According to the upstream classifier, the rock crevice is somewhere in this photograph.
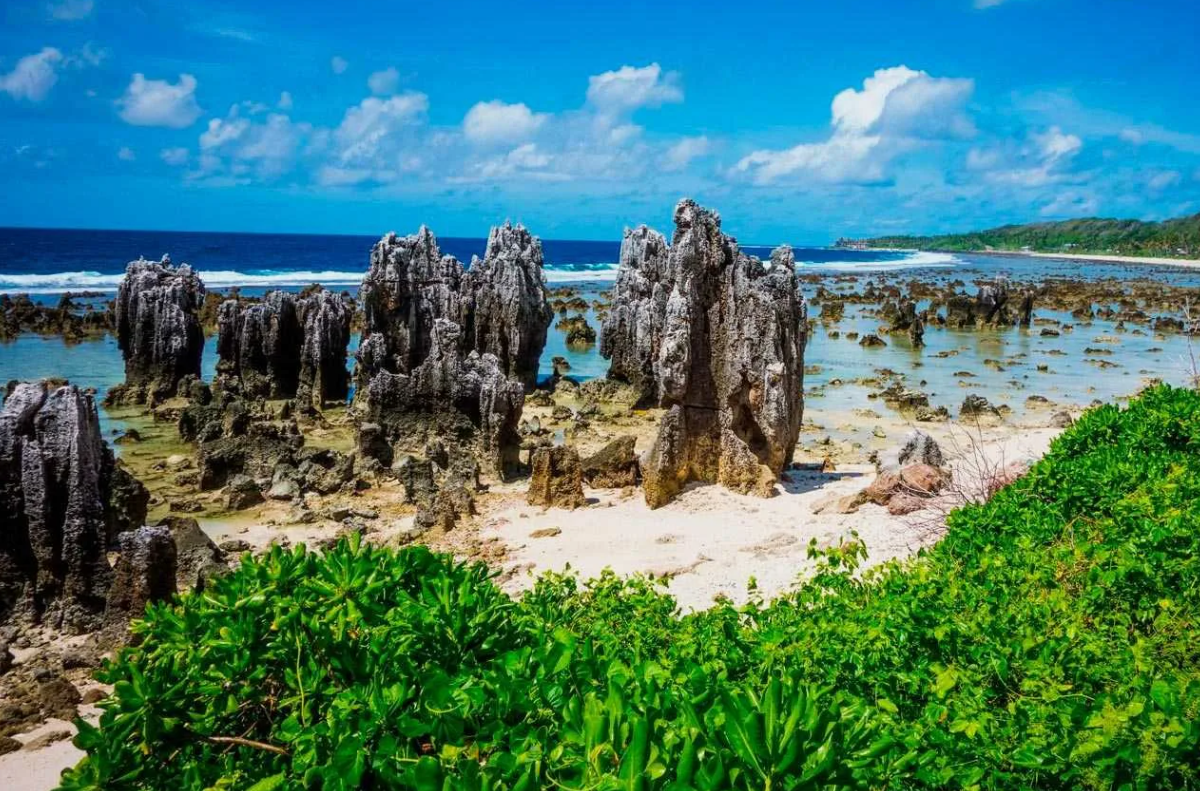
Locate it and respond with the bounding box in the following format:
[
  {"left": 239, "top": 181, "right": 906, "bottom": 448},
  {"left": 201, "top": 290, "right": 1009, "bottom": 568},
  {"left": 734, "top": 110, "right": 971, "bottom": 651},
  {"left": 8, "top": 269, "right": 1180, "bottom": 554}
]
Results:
[{"left": 601, "top": 200, "right": 808, "bottom": 508}]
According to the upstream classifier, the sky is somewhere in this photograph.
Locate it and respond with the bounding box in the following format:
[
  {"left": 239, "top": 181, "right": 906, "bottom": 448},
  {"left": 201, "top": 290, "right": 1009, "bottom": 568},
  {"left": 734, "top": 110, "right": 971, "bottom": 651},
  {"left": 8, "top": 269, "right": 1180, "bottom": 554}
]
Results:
[{"left": 1, "top": 0, "right": 1199, "bottom": 244}]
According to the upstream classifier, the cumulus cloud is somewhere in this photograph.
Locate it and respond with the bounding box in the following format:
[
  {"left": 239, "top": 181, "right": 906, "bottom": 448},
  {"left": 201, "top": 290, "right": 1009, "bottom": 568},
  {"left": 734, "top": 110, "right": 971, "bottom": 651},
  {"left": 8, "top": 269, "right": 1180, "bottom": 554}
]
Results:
[
  {"left": 48, "top": 0, "right": 93, "bottom": 20},
  {"left": 0, "top": 47, "right": 64, "bottom": 101},
  {"left": 277, "top": 91, "right": 293, "bottom": 110},
  {"left": 117, "top": 146, "right": 135, "bottom": 161},
  {"left": 586, "top": 63, "right": 682, "bottom": 114},
  {"left": 463, "top": 100, "right": 547, "bottom": 145},
  {"left": 735, "top": 65, "right": 975, "bottom": 185},
  {"left": 196, "top": 104, "right": 305, "bottom": 180},
  {"left": 117, "top": 73, "right": 202, "bottom": 128},
  {"left": 330, "top": 56, "right": 348, "bottom": 75},
  {"left": 318, "top": 92, "right": 429, "bottom": 185},
  {"left": 368, "top": 67, "right": 400, "bottom": 96}
]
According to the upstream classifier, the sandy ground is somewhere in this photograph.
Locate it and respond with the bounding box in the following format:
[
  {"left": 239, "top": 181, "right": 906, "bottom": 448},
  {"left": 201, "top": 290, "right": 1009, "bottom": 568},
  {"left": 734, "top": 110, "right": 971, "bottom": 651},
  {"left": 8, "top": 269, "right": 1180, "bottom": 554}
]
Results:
[
  {"left": 0, "top": 406, "right": 1064, "bottom": 790},
  {"left": 964, "top": 249, "right": 1200, "bottom": 269},
  {"left": 0, "top": 713, "right": 98, "bottom": 790},
  {"left": 481, "top": 422, "right": 1062, "bottom": 610}
]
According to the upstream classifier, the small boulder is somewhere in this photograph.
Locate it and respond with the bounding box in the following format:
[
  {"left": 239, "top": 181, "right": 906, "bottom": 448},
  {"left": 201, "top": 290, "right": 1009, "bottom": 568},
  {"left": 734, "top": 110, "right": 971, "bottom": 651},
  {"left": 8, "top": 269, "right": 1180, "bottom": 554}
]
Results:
[
  {"left": 527, "top": 445, "right": 587, "bottom": 509},
  {"left": 580, "top": 435, "right": 639, "bottom": 488}
]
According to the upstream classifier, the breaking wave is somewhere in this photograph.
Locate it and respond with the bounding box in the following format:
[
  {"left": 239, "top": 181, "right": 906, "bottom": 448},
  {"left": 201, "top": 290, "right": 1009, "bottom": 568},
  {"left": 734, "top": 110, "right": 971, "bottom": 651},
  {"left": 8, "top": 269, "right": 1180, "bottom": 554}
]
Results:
[{"left": 0, "top": 251, "right": 956, "bottom": 294}]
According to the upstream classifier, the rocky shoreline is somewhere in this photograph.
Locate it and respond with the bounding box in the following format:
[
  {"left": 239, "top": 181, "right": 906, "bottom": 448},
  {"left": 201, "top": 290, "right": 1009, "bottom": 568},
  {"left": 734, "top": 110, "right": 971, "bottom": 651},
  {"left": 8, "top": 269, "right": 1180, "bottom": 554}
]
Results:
[{"left": 2, "top": 199, "right": 1200, "bottom": 784}]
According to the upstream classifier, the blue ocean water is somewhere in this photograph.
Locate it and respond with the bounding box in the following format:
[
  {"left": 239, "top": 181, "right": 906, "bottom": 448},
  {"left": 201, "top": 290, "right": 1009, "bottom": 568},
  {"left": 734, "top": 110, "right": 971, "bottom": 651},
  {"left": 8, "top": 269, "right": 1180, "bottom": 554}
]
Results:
[{"left": 0, "top": 226, "right": 959, "bottom": 294}]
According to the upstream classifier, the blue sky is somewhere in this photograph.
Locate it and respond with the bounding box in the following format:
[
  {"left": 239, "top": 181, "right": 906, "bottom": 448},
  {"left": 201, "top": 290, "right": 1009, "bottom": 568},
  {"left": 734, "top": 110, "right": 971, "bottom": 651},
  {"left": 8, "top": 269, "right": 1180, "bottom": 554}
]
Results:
[{"left": 1, "top": 0, "right": 1198, "bottom": 243}]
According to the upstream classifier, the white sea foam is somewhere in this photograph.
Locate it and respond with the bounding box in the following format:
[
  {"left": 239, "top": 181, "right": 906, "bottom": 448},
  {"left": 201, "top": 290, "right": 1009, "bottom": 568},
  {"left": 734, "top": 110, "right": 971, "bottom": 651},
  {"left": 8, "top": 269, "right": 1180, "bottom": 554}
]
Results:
[
  {"left": 0, "top": 269, "right": 366, "bottom": 294},
  {"left": 802, "top": 251, "right": 960, "bottom": 271},
  {"left": 0, "top": 251, "right": 954, "bottom": 294},
  {"left": 543, "top": 265, "right": 620, "bottom": 283}
]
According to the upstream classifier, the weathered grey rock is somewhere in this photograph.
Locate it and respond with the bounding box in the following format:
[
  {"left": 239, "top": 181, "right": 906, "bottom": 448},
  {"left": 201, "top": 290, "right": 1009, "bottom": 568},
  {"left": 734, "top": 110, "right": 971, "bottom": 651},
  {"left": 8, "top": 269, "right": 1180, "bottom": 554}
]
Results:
[
  {"left": 527, "top": 445, "right": 587, "bottom": 509},
  {"left": 111, "top": 256, "right": 205, "bottom": 402},
  {"left": 977, "top": 280, "right": 1010, "bottom": 326},
  {"left": 603, "top": 201, "right": 807, "bottom": 508},
  {"left": 354, "top": 226, "right": 546, "bottom": 479},
  {"left": 105, "top": 526, "right": 176, "bottom": 623},
  {"left": 879, "top": 430, "right": 945, "bottom": 474},
  {"left": 599, "top": 225, "right": 672, "bottom": 405},
  {"left": 215, "top": 291, "right": 302, "bottom": 399},
  {"left": 1018, "top": 290, "right": 1035, "bottom": 327},
  {"left": 462, "top": 222, "right": 554, "bottom": 389},
  {"left": 157, "top": 517, "right": 226, "bottom": 594},
  {"left": 295, "top": 288, "right": 353, "bottom": 408},
  {"left": 0, "top": 383, "right": 141, "bottom": 632}
]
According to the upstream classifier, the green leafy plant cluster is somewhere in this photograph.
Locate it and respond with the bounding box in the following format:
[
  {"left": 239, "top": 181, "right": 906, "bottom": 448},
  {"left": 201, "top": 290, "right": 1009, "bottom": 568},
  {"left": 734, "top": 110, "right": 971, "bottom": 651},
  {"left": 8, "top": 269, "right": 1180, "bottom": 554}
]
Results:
[
  {"left": 857, "top": 213, "right": 1200, "bottom": 258},
  {"left": 60, "top": 385, "right": 1200, "bottom": 790}
]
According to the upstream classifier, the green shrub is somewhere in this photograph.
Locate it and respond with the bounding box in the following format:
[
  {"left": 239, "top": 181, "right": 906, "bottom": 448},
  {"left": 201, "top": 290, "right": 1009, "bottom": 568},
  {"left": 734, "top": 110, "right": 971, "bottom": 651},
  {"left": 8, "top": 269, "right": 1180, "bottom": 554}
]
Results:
[{"left": 59, "top": 385, "right": 1200, "bottom": 790}]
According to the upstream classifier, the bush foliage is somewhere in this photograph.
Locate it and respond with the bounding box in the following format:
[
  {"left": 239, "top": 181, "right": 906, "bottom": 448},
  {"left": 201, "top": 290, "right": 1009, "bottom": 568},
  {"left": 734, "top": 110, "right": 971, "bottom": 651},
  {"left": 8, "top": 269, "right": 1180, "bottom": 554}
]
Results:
[
  {"left": 863, "top": 213, "right": 1200, "bottom": 258},
  {"left": 60, "top": 385, "right": 1200, "bottom": 790}
]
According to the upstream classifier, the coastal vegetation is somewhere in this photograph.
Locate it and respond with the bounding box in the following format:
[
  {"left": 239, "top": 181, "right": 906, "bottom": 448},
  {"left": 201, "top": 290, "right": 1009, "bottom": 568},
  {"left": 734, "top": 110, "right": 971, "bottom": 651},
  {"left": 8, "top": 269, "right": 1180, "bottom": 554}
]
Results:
[
  {"left": 851, "top": 213, "right": 1200, "bottom": 258},
  {"left": 57, "top": 384, "right": 1200, "bottom": 790}
]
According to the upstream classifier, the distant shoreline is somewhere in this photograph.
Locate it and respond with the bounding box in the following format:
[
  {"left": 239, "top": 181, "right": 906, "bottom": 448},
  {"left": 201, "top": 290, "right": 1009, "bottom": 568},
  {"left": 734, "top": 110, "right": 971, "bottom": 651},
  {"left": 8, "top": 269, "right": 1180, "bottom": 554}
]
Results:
[{"left": 863, "top": 247, "right": 1200, "bottom": 270}]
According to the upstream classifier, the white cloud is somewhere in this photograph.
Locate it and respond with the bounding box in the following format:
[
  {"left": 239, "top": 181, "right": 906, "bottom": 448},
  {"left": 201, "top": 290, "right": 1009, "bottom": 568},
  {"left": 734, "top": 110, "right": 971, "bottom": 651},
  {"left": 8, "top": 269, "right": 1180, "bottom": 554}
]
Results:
[
  {"left": 368, "top": 67, "right": 400, "bottom": 96},
  {"left": 196, "top": 105, "right": 305, "bottom": 180},
  {"left": 663, "top": 136, "right": 710, "bottom": 171},
  {"left": 735, "top": 65, "right": 974, "bottom": 185},
  {"left": 1148, "top": 171, "right": 1181, "bottom": 191},
  {"left": 117, "top": 73, "right": 201, "bottom": 128},
  {"left": 330, "top": 56, "right": 348, "bottom": 75},
  {"left": 0, "top": 47, "right": 64, "bottom": 102},
  {"left": 117, "top": 146, "right": 135, "bottom": 161},
  {"left": 48, "top": 0, "right": 93, "bottom": 20},
  {"left": 160, "top": 147, "right": 189, "bottom": 166},
  {"left": 586, "top": 63, "right": 682, "bottom": 114},
  {"left": 463, "top": 100, "right": 547, "bottom": 144},
  {"left": 1032, "top": 125, "right": 1081, "bottom": 161},
  {"left": 318, "top": 93, "right": 429, "bottom": 184},
  {"left": 277, "top": 91, "right": 293, "bottom": 110}
]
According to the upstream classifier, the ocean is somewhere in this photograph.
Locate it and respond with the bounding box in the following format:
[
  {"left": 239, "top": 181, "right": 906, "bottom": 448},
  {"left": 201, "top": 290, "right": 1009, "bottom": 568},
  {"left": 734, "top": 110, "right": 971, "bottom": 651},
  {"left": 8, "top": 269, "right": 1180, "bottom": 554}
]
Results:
[
  {"left": 0, "top": 226, "right": 963, "bottom": 294},
  {"left": 3, "top": 226, "right": 1200, "bottom": 443}
]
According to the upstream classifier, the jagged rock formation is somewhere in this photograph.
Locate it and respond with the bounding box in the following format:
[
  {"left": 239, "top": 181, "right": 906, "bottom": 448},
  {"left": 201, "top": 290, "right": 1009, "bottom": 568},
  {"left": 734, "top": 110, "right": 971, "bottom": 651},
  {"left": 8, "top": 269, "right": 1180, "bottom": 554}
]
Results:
[
  {"left": 354, "top": 224, "right": 550, "bottom": 479},
  {"left": 527, "top": 445, "right": 586, "bottom": 509},
  {"left": 942, "top": 280, "right": 1033, "bottom": 329},
  {"left": 111, "top": 256, "right": 205, "bottom": 403},
  {"left": 602, "top": 200, "right": 808, "bottom": 508},
  {"left": 0, "top": 382, "right": 153, "bottom": 632},
  {"left": 462, "top": 223, "right": 554, "bottom": 390},
  {"left": 215, "top": 288, "right": 353, "bottom": 405},
  {"left": 216, "top": 291, "right": 302, "bottom": 398},
  {"left": 599, "top": 225, "right": 672, "bottom": 405},
  {"left": 296, "top": 289, "right": 353, "bottom": 408}
]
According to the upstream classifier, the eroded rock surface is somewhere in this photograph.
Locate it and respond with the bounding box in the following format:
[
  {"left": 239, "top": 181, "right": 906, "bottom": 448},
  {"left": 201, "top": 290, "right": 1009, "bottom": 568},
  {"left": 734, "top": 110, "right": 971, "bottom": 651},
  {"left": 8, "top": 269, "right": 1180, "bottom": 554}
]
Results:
[
  {"left": 0, "top": 382, "right": 152, "bottom": 632},
  {"left": 296, "top": 288, "right": 354, "bottom": 408},
  {"left": 354, "top": 225, "right": 550, "bottom": 479},
  {"left": 602, "top": 200, "right": 808, "bottom": 508},
  {"left": 527, "top": 445, "right": 586, "bottom": 509},
  {"left": 216, "top": 291, "right": 303, "bottom": 398},
  {"left": 111, "top": 256, "right": 205, "bottom": 403}
]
